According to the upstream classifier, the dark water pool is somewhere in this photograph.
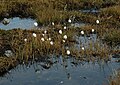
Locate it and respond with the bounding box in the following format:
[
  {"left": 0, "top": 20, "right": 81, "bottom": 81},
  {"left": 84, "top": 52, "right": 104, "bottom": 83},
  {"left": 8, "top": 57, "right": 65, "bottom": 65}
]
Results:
[
  {"left": 0, "top": 17, "right": 36, "bottom": 30},
  {"left": 0, "top": 56, "right": 119, "bottom": 85},
  {"left": 79, "top": 9, "right": 100, "bottom": 13}
]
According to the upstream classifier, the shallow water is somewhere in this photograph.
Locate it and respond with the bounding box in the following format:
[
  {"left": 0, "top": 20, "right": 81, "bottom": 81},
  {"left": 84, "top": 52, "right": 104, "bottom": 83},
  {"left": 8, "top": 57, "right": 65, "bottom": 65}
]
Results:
[
  {"left": 74, "top": 34, "right": 99, "bottom": 50},
  {"left": 71, "top": 22, "right": 85, "bottom": 28},
  {"left": 79, "top": 9, "right": 100, "bottom": 13},
  {"left": 0, "top": 56, "right": 119, "bottom": 85},
  {"left": 0, "top": 17, "right": 119, "bottom": 85},
  {"left": 0, "top": 17, "right": 36, "bottom": 30}
]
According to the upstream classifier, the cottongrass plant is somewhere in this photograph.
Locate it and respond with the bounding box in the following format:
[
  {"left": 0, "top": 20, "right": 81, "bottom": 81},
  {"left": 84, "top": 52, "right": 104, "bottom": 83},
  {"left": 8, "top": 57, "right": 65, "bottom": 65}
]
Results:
[{"left": 0, "top": 23, "right": 116, "bottom": 63}]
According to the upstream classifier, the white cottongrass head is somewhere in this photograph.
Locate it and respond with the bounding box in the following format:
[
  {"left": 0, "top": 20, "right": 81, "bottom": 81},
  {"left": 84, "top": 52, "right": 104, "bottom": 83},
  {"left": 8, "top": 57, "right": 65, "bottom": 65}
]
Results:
[
  {"left": 50, "top": 41, "right": 54, "bottom": 45},
  {"left": 63, "top": 40, "right": 66, "bottom": 43},
  {"left": 42, "top": 34, "right": 45, "bottom": 36},
  {"left": 41, "top": 37, "right": 45, "bottom": 41},
  {"left": 92, "top": 29, "right": 95, "bottom": 33},
  {"left": 66, "top": 50, "right": 71, "bottom": 55},
  {"left": 52, "top": 22, "right": 55, "bottom": 26},
  {"left": 44, "top": 30, "right": 47, "bottom": 34},
  {"left": 24, "top": 38, "right": 27, "bottom": 42},
  {"left": 64, "top": 26, "right": 67, "bottom": 29},
  {"left": 63, "top": 35, "right": 67, "bottom": 39},
  {"left": 81, "top": 30, "right": 84, "bottom": 35},
  {"left": 48, "top": 38, "right": 51, "bottom": 41},
  {"left": 33, "top": 33, "right": 37, "bottom": 37},
  {"left": 68, "top": 19, "right": 72, "bottom": 23},
  {"left": 96, "top": 20, "right": 100, "bottom": 24},
  {"left": 82, "top": 47, "right": 85, "bottom": 50},
  {"left": 34, "top": 22, "right": 38, "bottom": 27},
  {"left": 59, "top": 30, "right": 62, "bottom": 34}
]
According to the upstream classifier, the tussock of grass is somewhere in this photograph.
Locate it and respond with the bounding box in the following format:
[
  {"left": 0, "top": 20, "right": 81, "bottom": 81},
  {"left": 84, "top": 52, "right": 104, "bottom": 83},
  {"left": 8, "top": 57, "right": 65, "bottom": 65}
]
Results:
[
  {"left": 0, "top": 28, "right": 112, "bottom": 61},
  {"left": 0, "top": 57, "right": 18, "bottom": 73}
]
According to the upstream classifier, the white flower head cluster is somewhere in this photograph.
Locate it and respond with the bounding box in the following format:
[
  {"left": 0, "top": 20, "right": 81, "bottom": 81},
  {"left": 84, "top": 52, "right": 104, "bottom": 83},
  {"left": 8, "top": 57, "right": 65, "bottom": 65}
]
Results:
[
  {"left": 33, "top": 33, "right": 37, "bottom": 37},
  {"left": 82, "top": 47, "right": 85, "bottom": 50},
  {"left": 24, "top": 38, "right": 27, "bottom": 42},
  {"left": 52, "top": 22, "right": 55, "bottom": 26},
  {"left": 44, "top": 30, "right": 47, "bottom": 34},
  {"left": 48, "top": 38, "right": 51, "bottom": 41},
  {"left": 59, "top": 30, "right": 62, "bottom": 34},
  {"left": 68, "top": 19, "right": 72, "bottom": 23},
  {"left": 63, "top": 35, "right": 67, "bottom": 40},
  {"left": 34, "top": 22, "right": 38, "bottom": 27},
  {"left": 81, "top": 31, "right": 84, "bottom": 35},
  {"left": 50, "top": 41, "right": 54, "bottom": 45},
  {"left": 41, "top": 37, "right": 45, "bottom": 41},
  {"left": 64, "top": 26, "right": 67, "bottom": 29},
  {"left": 92, "top": 29, "right": 95, "bottom": 33},
  {"left": 67, "top": 50, "right": 71, "bottom": 55},
  {"left": 96, "top": 20, "right": 100, "bottom": 24},
  {"left": 63, "top": 40, "right": 65, "bottom": 43},
  {"left": 42, "top": 34, "right": 45, "bottom": 36}
]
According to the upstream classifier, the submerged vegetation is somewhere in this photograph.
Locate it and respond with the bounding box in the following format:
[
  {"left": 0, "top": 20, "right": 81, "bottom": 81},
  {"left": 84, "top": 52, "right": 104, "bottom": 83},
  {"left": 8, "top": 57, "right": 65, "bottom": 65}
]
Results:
[{"left": 0, "top": 0, "right": 120, "bottom": 84}]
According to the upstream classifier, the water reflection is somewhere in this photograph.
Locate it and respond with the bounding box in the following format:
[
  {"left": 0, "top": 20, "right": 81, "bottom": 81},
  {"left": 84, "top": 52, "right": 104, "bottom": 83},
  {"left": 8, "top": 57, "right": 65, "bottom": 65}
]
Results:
[
  {"left": 79, "top": 9, "right": 100, "bottom": 13},
  {"left": 0, "top": 17, "right": 36, "bottom": 30},
  {"left": 0, "top": 56, "right": 119, "bottom": 85},
  {"left": 74, "top": 34, "right": 99, "bottom": 50},
  {"left": 71, "top": 22, "right": 85, "bottom": 28}
]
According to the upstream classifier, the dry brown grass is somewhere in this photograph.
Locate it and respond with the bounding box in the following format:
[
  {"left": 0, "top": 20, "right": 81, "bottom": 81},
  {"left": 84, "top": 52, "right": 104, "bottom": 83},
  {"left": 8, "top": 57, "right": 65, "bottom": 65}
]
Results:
[
  {"left": 0, "top": 57, "right": 18, "bottom": 73},
  {"left": 110, "top": 71, "right": 120, "bottom": 85}
]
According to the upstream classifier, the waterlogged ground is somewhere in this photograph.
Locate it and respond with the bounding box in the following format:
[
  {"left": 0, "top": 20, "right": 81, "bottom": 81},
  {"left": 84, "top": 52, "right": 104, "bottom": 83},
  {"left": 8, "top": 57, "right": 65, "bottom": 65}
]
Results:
[
  {"left": 0, "top": 1, "right": 120, "bottom": 85},
  {"left": 0, "top": 18, "right": 119, "bottom": 85},
  {"left": 0, "top": 56, "right": 119, "bottom": 85}
]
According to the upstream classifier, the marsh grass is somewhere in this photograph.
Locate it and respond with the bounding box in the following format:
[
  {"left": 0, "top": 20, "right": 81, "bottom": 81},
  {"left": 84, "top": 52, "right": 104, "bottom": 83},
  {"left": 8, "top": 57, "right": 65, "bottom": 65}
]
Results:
[
  {"left": 104, "top": 29, "right": 120, "bottom": 47},
  {"left": 0, "top": 0, "right": 120, "bottom": 74},
  {"left": 0, "top": 25, "right": 120, "bottom": 74},
  {"left": 0, "top": 57, "right": 18, "bottom": 73},
  {"left": 109, "top": 70, "right": 120, "bottom": 85},
  {"left": 99, "top": 6, "right": 120, "bottom": 28},
  {"left": 0, "top": 27, "right": 113, "bottom": 61},
  {"left": 0, "top": 23, "right": 119, "bottom": 61},
  {"left": 0, "top": 0, "right": 120, "bottom": 25}
]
